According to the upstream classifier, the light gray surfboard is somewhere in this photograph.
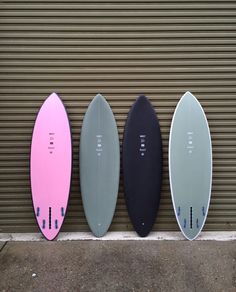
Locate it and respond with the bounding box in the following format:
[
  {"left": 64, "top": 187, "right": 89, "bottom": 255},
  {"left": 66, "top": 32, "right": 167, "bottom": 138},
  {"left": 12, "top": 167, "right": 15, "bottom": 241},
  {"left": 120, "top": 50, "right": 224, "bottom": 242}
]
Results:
[
  {"left": 169, "top": 91, "right": 212, "bottom": 240},
  {"left": 80, "top": 94, "right": 120, "bottom": 237}
]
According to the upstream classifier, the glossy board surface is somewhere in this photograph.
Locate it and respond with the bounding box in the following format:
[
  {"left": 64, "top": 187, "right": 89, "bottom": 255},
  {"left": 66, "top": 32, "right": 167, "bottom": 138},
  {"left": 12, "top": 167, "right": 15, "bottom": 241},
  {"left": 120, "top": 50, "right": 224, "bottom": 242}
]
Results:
[
  {"left": 31, "top": 92, "right": 72, "bottom": 240},
  {"left": 123, "top": 95, "right": 162, "bottom": 237},
  {"left": 80, "top": 94, "right": 120, "bottom": 237},
  {"left": 169, "top": 91, "right": 212, "bottom": 240}
]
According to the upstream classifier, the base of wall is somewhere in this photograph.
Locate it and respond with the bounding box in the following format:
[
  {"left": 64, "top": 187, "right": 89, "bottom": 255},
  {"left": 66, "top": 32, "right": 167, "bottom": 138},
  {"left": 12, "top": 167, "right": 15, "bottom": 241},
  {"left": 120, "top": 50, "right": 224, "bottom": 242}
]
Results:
[{"left": 0, "top": 231, "right": 236, "bottom": 241}]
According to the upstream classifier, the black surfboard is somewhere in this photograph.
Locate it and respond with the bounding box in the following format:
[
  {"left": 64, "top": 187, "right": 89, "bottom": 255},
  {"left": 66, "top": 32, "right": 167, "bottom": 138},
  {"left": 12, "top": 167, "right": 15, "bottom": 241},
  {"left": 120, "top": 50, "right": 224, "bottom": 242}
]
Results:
[{"left": 122, "top": 95, "right": 162, "bottom": 237}]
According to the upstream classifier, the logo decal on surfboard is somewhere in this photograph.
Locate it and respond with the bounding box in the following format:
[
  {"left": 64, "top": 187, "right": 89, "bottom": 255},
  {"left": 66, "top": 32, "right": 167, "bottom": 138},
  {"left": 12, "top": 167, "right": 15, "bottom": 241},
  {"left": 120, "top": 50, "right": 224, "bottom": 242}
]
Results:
[
  {"left": 96, "top": 134, "right": 103, "bottom": 156},
  {"left": 139, "top": 134, "right": 146, "bottom": 157}
]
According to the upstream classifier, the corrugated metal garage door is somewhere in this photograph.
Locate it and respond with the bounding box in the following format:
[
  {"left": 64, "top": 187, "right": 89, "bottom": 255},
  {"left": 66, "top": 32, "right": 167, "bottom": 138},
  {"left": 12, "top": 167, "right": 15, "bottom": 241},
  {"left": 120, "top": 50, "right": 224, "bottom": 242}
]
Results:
[{"left": 0, "top": 0, "right": 236, "bottom": 233}]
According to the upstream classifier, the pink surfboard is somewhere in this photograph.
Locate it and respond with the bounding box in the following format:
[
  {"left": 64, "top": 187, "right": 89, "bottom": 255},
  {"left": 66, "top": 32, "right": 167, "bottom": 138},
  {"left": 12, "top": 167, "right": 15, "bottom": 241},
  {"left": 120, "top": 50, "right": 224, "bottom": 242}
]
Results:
[{"left": 30, "top": 92, "right": 72, "bottom": 240}]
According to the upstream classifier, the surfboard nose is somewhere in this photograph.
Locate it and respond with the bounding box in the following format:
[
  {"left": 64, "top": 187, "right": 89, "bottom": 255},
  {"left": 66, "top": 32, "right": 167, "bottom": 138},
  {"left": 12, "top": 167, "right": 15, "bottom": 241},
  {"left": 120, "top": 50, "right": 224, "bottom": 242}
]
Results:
[
  {"left": 95, "top": 93, "right": 106, "bottom": 103},
  {"left": 44, "top": 92, "right": 64, "bottom": 109},
  {"left": 137, "top": 94, "right": 148, "bottom": 103},
  {"left": 48, "top": 92, "right": 60, "bottom": 101},
  {"left": 95, "top": 93, "right": 104, "bottom": 99},
  {"left": 182, "top": 91, "right": 196, "bottom": 102},
  {"left": 90, "top": 93, "right": 109, "bottom": 109}
]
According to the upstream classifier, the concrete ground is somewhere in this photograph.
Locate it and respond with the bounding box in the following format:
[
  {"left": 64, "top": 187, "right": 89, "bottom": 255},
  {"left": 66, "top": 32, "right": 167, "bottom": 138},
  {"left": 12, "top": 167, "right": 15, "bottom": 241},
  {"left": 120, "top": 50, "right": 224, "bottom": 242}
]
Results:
[{"left": 0, "top": 241, "right": 235, "bottom": 292}]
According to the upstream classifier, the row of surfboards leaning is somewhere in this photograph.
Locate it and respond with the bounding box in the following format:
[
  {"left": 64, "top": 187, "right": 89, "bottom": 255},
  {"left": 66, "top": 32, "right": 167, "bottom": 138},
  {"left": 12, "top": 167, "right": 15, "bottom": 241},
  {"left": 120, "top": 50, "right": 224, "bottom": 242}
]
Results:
[{"left": 31, "top": 91, "right": 212, "bottom": 241}]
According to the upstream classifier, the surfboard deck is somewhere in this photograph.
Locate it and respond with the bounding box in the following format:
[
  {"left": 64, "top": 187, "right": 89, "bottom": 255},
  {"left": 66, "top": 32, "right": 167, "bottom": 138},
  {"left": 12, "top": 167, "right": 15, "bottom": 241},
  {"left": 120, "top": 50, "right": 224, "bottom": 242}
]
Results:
[
  {"left": 30, "top": 92, "right": 72, "bottom": 240},
  {"left": 80, "top": 94, "right": 120, "bottom": 237},
  {"left": 123, "top": 95, "right": 162, "bottom": 237},
  {"left": 169, "top": 91, "right": 212, "bottom": 240}
]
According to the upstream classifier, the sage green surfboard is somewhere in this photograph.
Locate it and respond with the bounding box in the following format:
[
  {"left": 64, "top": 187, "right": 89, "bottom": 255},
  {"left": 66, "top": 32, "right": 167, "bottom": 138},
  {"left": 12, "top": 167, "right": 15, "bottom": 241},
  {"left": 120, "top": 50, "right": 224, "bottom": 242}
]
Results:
[
  {"left": 169, "top": 91, "right": 212, "bottom": 240},
  {"left": 80, "top": 94, "right": 120, "bottom": 237}
]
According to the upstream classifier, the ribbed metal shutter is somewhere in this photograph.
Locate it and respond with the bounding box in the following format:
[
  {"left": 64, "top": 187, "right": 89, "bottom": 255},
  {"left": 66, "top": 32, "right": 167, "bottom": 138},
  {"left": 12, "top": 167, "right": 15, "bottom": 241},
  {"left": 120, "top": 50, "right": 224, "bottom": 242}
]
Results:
[{"left": 0, "top": 0, "right": 236, "bottom": 233}]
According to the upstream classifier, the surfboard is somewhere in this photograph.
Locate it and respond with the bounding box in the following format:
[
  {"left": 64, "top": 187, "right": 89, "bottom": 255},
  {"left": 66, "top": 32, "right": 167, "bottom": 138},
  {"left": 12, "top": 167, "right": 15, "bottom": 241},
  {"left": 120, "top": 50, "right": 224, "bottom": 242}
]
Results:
[
  {"left": 80, "top": 94, "right": 120, "bottom": 237},
  {"left": 169, "top": 91, "right": 212, "bottom": 240},
  {"left": 122, "top": 95, "right": 163, "bottom": 237},
  {"left": 30, "top": 92, "right": 72, "bottom": 240}
]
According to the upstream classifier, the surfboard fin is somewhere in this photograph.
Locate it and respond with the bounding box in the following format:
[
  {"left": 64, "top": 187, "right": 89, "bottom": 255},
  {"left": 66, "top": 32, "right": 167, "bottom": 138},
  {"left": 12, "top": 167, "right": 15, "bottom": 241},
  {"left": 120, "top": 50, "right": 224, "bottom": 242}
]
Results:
[
  {"left": 190, "top": 207, "right": 193, "bottom": 229},
  {"left": 183, "top": 218, "right": 186, "bottom": 228},
  {"left": 196, "top": 218, "right": 199, "bottom": 228},
  {"left": 177, "top": 206, "right": 181, "bottom": 216},
  {"left": 202, "top": 206, "right": 205, "bottom": 216}
]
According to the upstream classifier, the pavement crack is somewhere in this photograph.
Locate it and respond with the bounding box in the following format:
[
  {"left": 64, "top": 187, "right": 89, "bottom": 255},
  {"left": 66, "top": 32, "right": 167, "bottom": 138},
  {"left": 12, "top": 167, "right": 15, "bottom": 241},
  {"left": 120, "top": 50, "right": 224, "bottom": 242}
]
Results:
[{"left": 0, "top": 242, "right": 7, "bottom": 253}]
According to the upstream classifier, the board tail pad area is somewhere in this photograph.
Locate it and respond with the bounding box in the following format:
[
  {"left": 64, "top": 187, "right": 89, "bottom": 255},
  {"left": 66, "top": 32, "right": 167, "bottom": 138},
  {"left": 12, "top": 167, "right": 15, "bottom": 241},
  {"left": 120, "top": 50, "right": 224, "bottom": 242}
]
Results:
[
  {"left": 37, "top": 206, "right": 64, "bottom": 231},
  {"left": 177, "top": 204, "right": 207, "bottom": 238},
  {"left": 169, "top": 91, "right": 212, "bottom": 240},
  {"left": 30, "top": 93, "right": 72, "bottom": 240}
]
